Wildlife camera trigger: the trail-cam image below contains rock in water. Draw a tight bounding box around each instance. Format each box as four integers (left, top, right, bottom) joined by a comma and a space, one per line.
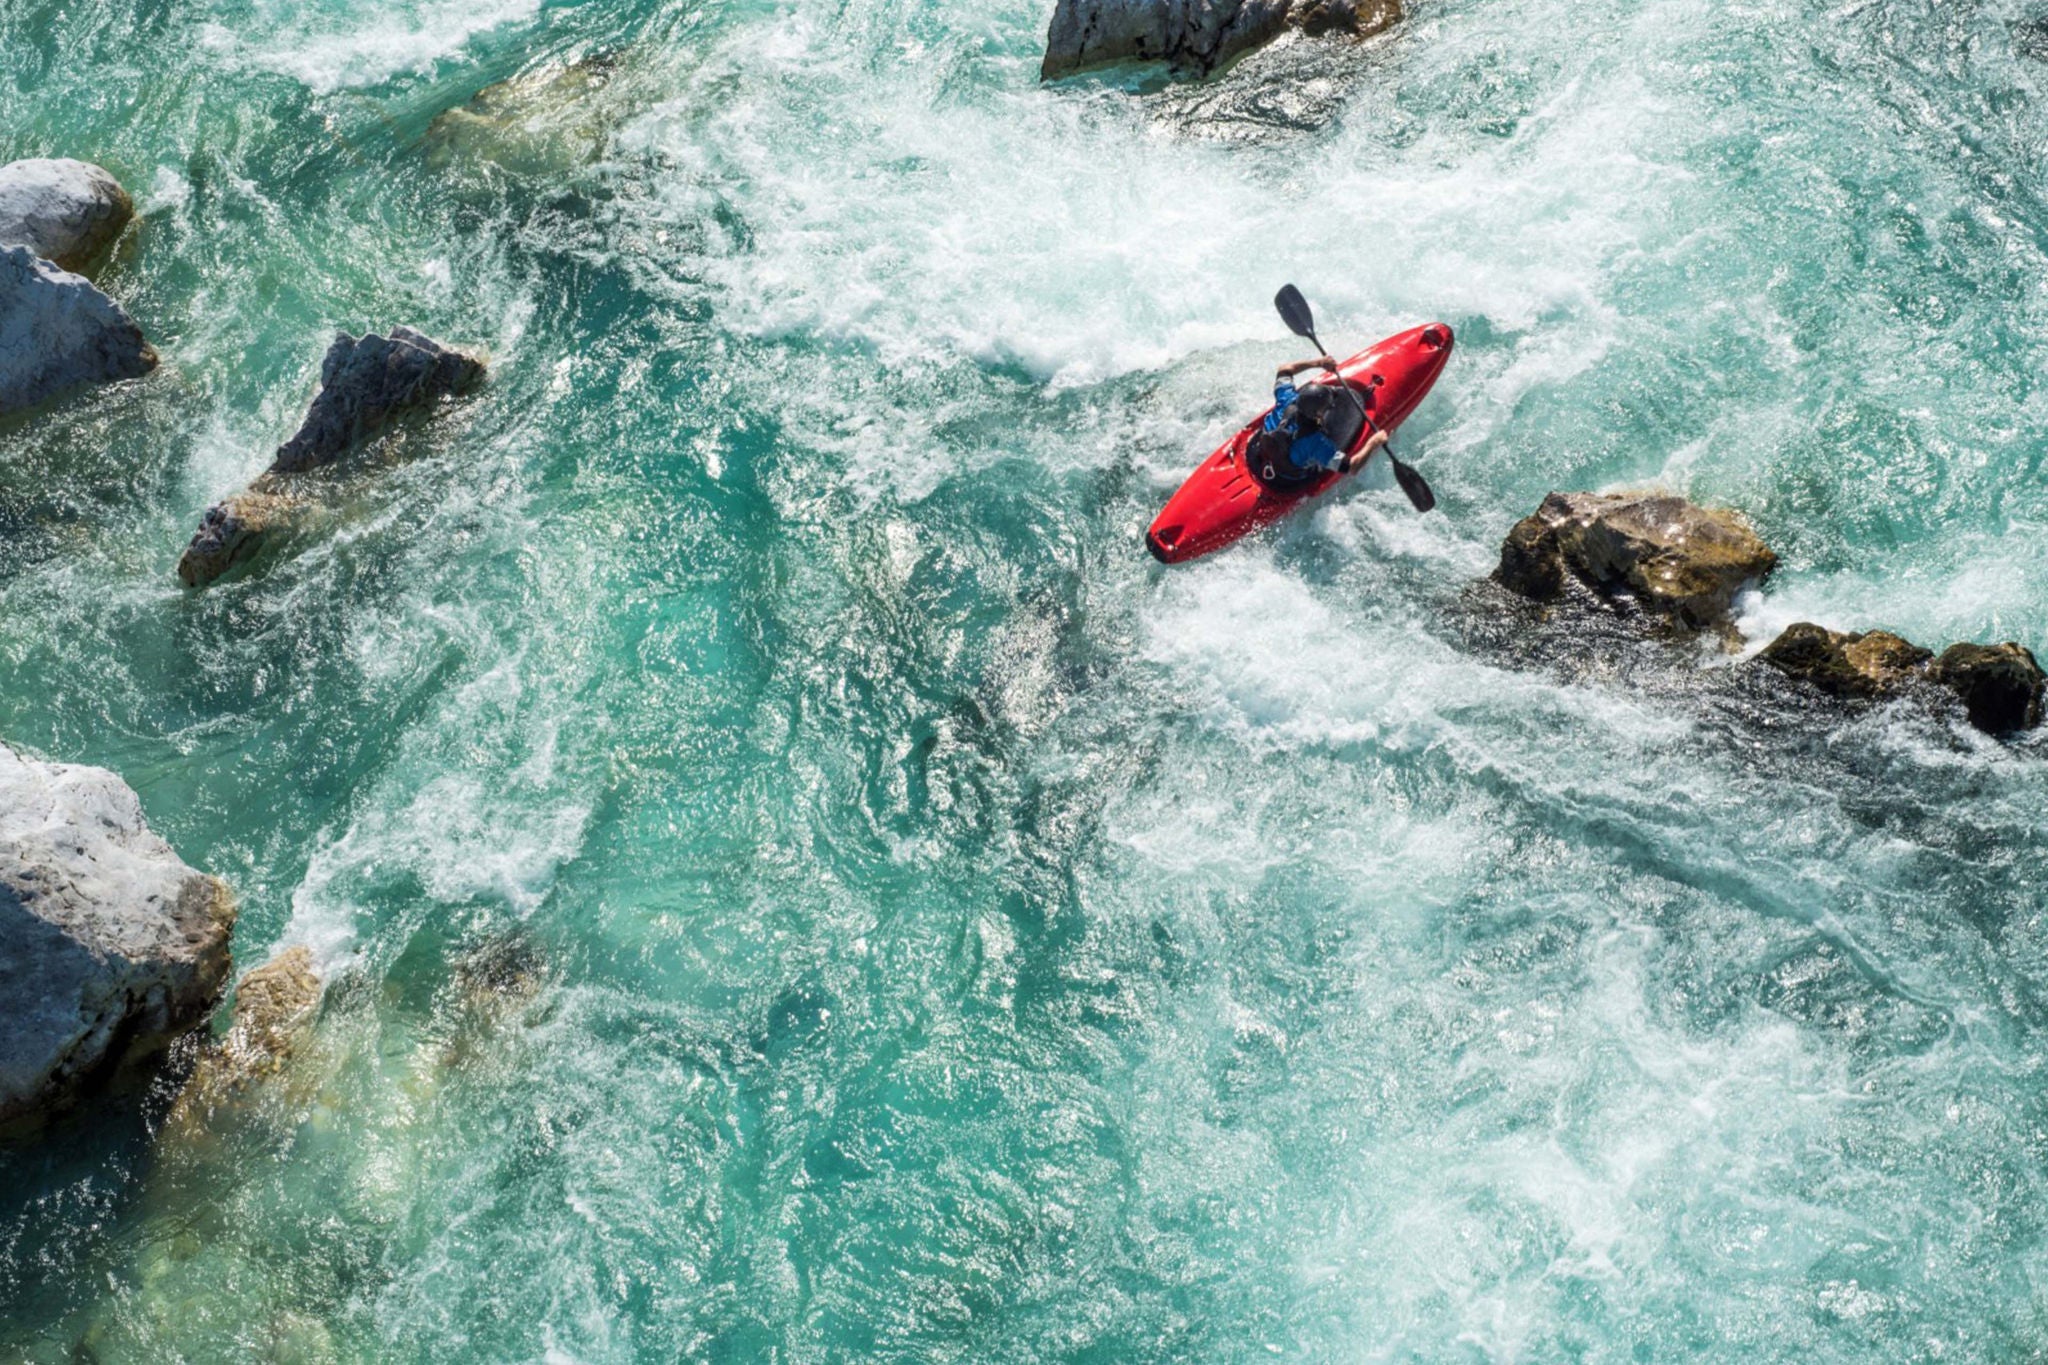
160, 946, 321, 1150
1293, 0, 1400, 37
425, 53, 619, 178
0, 245, 158, 417
169, 947, 321, 1121
1041, 0, 1295, 79
272, 327, 486, 475
0, 158, 134, 274
1495, 491, 1777, 631
1758, 622, 1933, 698
1931, 642, 2046, 733
219, 948, 321, 1070
0, 745, 234, 1128
175, 485, 303, 589
177, 327, 484, 586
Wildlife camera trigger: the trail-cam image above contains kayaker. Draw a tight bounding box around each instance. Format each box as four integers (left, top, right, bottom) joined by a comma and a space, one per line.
1248, 355, 1391, 484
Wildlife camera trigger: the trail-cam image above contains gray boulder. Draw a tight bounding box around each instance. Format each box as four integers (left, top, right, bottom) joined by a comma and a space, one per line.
1041, 0, 1399, 79
0, 245, 157, 417
272, 326, 485, 474
1043, 0, 1294, 79
1496, 491, 1777, 632
0, 158, 134, 275
178, 327, 484, 586
0, 744, 235, 1128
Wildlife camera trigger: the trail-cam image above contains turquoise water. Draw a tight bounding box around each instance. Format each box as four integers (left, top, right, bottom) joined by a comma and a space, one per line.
6, 0, 2048, 1356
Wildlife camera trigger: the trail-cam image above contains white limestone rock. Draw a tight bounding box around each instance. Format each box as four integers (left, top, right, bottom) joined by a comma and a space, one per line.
0, 245, 157, 417
0, 744, 235, 1127
0, 158, 134, 274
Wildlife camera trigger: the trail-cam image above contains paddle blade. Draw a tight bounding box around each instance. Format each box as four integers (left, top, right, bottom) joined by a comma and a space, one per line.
1391, 456, 1436, 513
1274, 284, 1316, 340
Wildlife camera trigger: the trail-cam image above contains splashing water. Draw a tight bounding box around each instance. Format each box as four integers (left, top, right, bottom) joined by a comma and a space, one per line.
4, 0, 2048, 1357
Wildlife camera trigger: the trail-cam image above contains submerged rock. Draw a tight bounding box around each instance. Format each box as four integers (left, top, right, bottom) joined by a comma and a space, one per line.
168, 947, 321, 1127
160, 949, 319, 1154
174, 485, 303, 588
215, 947, 322, 1080
1758, 623, 1933, 699
178, 327, 484, 586
1931, 642, 2045, 734
1495, 491, 1776, 632
425, 53, 620, 178
0, 744, 234, 1129
0, 245, 157, 417
2016, 15, 2048, 62
0, 158, 134, 275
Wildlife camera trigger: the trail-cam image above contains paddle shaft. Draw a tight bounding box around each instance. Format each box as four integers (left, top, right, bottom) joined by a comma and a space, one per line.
1275, 284, 1435, 512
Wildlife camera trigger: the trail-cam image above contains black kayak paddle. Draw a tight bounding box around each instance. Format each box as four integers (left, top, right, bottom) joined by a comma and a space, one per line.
1274, 283, 1436, 514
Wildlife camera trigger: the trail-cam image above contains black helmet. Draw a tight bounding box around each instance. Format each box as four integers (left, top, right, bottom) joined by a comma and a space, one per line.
1293, 383, 1336, 430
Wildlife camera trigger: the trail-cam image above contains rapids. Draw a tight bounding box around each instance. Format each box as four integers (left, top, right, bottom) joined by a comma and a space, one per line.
4, 0, 2048, 1357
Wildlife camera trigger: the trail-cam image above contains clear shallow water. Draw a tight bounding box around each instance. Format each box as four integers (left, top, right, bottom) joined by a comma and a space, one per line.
4, 0, 2048, 1357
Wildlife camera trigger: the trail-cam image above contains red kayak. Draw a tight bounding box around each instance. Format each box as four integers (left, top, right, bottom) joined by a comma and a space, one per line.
1146, 323, 1454, 563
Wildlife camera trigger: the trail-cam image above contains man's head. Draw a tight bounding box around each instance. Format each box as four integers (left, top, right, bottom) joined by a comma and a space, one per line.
1293, 382, 1337, 431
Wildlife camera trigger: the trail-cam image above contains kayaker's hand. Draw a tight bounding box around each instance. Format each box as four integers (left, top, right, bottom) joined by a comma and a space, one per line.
1317, 354, 1338, 371
1346, 429, 1390, 472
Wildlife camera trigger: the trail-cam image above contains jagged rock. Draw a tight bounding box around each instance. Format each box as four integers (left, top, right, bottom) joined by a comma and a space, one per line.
175, 484, 303, 588
425, 53, 619, 178
1758, 623, 1933, 699
0, 245, 157, 417
272, 327, 485, 475
1041, 0, 1400, 80
178, 327, 483, 586
1293, 0, 1399, 38
1745, 625, 2041, 735
1931, 642, 2045, 733
1042, 0, 1295, 79
0, 744, 234, 1128
1495, 491, 1777, 631
0, 158, 134, 274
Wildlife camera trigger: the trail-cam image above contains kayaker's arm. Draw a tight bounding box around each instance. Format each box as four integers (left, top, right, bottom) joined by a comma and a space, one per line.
1275, 355, 1338, 381
1341, 428, 1391, 474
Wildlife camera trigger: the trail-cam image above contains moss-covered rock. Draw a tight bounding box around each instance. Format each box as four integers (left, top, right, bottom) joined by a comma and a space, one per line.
1931, 642, 2045, 733
1758, 622, 1933, 698
1494, 491, 1777, 631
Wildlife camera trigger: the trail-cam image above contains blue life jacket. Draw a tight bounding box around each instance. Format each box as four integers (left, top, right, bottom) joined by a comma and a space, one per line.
1261, 379, 1343, 474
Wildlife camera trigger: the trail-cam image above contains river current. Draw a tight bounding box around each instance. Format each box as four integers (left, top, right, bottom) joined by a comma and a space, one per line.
4, 0, 2048, 1358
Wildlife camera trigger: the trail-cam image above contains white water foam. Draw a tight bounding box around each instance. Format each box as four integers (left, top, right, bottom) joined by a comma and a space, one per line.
197, 0, 539, 94
617, 0, 1689, 422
